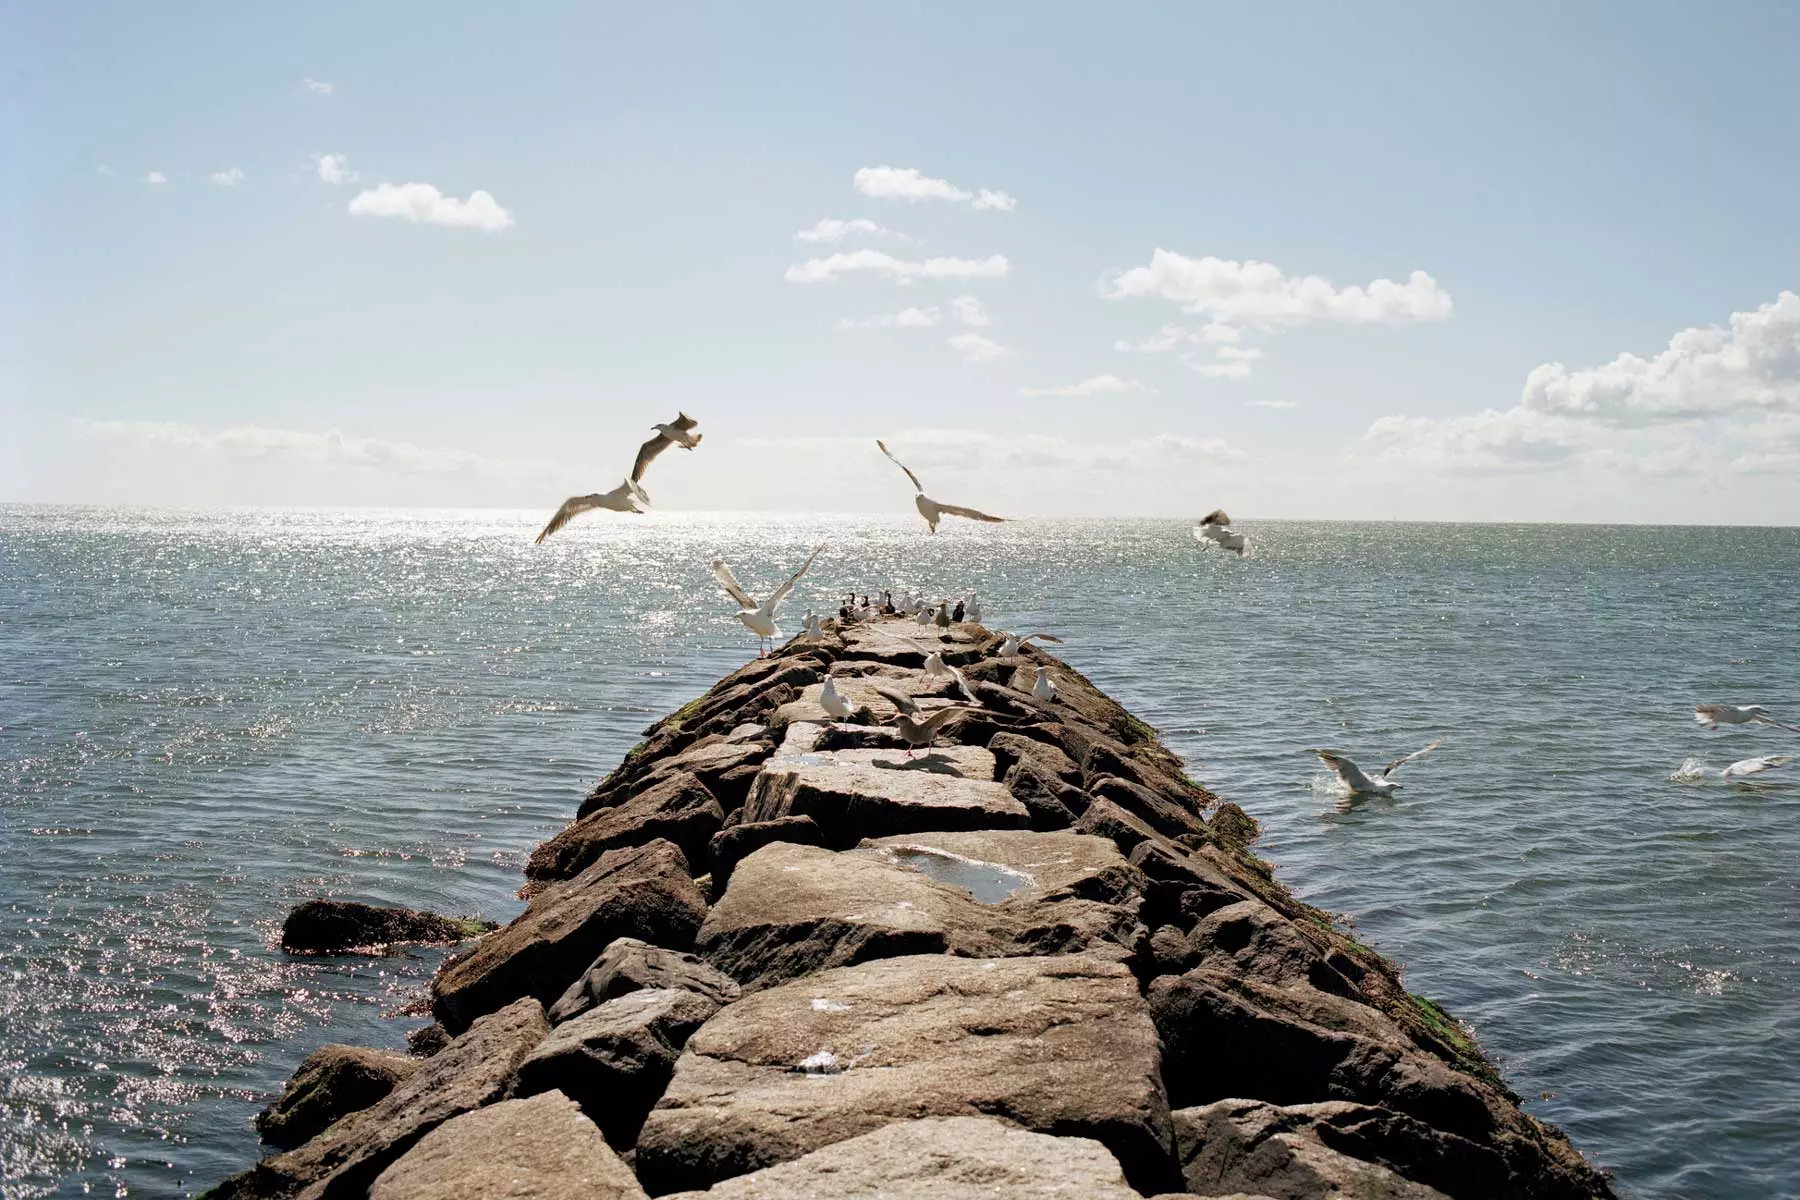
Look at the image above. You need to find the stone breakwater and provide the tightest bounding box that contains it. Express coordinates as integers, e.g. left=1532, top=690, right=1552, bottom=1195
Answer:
left=207, top=615, right=1615, bottom=1200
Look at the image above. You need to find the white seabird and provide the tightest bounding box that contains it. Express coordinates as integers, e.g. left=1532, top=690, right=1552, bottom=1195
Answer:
left=965, top=593, right=983, bottom=624
left=1031, top=664, right=1057, bottom=704
left=998, top=631, right=1062, bottom=657
left=1694, top=703, right=1800, bottom=732
left=819, top=675, right=854, bottom=721
left=1193, top=508, right=1249, bottom=556
left=877, top=440, right=1007, bottom=533
left=535, top=412, right=701, bottom=543
left=710, top=544, right=825, bottom=658
left=1721, top=754, right=1792, bottom=779
left=1314, top=741, right=1442, bottom=797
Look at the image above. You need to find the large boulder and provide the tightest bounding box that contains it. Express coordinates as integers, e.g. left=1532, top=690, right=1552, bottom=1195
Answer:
left=527, top=773, right=724, bottom=883
left=367, top=1092, right=646, bottom=1200
left=1173, top=1099, right=1451, bottom=1200
left=548, top=937, right=740, bottom=1023
left=1186, top=899, right=1359, bottom=997
left=741, top=749, right=1026, bottom=850
left=255, top=1045, right=420, bottom=1150
left=707, top=815, right=826, bottom=894
left=279, top=900, right=492, bottom=955
left=634, top=953, right=1179, bottom=1195
left=513, top=987, right=720, bottom=1148
left=581, top=741, right=771, bottom=819
left=432, top=840, right=707, bottom=1034
left=1089, top=775, right=1210, bottom=842
left=658, top=1116, right=1145, bottom=1200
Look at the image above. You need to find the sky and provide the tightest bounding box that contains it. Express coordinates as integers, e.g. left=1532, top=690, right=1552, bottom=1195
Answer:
left=5, top=1, right=1800, bottom=523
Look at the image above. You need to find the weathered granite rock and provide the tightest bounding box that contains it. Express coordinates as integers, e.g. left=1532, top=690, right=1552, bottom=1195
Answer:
left=1187, top=899, right=1359, bottom=996
left=433, top=840, right=707, bottom=1033
left=1074, top=796, right=1162, bottom=855
left=988, top=731, right=1082, bottom=785
left=405, top=1024, right=451, bottom=1059
left=255, top=1045, right=420, bottom=1150
left=548, top=936, right=741, bottom=1023
left=772, top=676, right=951, bottom=726
left=1090, top=775, right=1210, bottom=841
left=1003, top=760, right=1085, bottom=829
left=741, top=750, right=1026, bottom=850
left=208, top=999, right=550, bottom=1199
left=707, top=815, right=826, bottom=894
left=1129, top=839, right=1253, bottom=931
left=658, top=1116, right=1146, bottom=1200
left=1174, top=1099, right=1452, bottom=1200
left=279, top=900, right=493, bottom=955
left=834, top=623, right=982, bottom=668
left=514, top=987, right=719, bottom=1148
left=634, top=954, right=1178, bottom=1194
left=581, top=742, right=771, bottom=819
left=528, top=772, right=724, bottom=883
left=697, top=833, right=1142, bottom=989
left=367, top=1091, right=646, bottom=1200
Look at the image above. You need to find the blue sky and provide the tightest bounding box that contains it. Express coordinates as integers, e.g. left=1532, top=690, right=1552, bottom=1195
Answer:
left=6, top=2, right=1800, bottom=521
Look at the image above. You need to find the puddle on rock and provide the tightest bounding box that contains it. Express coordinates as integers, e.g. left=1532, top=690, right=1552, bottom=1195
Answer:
left=886, top=847, right=1032, bottom=903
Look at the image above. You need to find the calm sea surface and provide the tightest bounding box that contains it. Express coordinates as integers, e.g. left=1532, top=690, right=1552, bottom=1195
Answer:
left=2, top=506, right=1797, bottom=1199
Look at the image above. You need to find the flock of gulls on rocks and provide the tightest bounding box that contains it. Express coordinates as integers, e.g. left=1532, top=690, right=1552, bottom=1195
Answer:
left=534, top=411, right=1796, bottom=795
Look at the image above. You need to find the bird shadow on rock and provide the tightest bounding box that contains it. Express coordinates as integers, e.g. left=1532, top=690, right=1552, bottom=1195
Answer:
left=870, top=753, right=967, bottom=777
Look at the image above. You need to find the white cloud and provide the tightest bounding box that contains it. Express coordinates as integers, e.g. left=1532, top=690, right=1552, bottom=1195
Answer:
left=852, top=166, right=1017, bottom=211
left=209, top=167, right=245, bottom=186
left=80, top=420, right=539, bottom=477
left=1201, top=322, right=1242, bottom=344
left=1246, top=399, right=1298, bottom=410
left=1115, top=321, right=1243, bottom=354
left=145, top=171, right=167, bottom=185
left=948, top=333, right=1013, bottom=363
left=316, top=153, right=357, bottom=185
left=1361, top=291, right=1800, bottom=474
left=1018, top=374, right=1148, bottom=397
left=1190, top=345, right=1264, bottom=379
left=304, top=78, right=334, bottom=94
left=839, top=307, right=940, bottom=329
left=783, top=250, right=1008, bottom=284
left=1105, top=250, right=1452, bottom=327
left=348, top=182, right=513, bottom=231
left=796, top=217, right=893, bottom=243
left=950, top=295, right=990, bottom=327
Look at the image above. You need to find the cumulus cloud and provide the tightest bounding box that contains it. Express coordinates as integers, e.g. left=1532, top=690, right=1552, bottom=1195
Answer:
left=950, top=295, right=990, bottom=327
left=304, top=78, right=335, bottom=94
left=348, top=182, right=513, bottom=230
left=316, top=153, right=357, bottom=185
left=1246, top=399, right=1298, bottom=410
left=209, top=167, right=245, bottom=186
left=852, top=166, right=1017, bottom=211
left=79, top=420, right=542, bottom=478
left=1361, top=291, right=1800, bottom=474
left=1115, top=321, right=1243, bottom=354
left=1018, top=374, right=1148, bottom=397
left=784, top=250, right=1008, bottom=284
left=1191, top=345, right=1264, bottom=379
left=796, top=217, right=894, bottom=243
left=145, top=171, right=167, bottom=185
left=948, top=333, right=1013, bottom=363
left=839, top=307, right=940, bottom=329
left=1105, top=250, right=1452, bottom=327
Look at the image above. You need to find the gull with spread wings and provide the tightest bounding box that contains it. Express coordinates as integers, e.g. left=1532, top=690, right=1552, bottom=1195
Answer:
left=877, top=440, right=1006, bottom=533
left=534, top=413, right=702, bottom=543
left=711, top=545, right=825, bottom=658
left=1193, top=509, right=1249, bottom=556
left=1314, top=741, right=1441, bottom=797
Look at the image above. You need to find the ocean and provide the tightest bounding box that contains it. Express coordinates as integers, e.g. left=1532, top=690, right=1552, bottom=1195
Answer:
left=2, top=505, right=1796, bottom=1199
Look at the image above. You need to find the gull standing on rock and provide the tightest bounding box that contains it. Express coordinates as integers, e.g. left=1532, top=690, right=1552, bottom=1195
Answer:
left=710, top=545, right=825, bottom=658
left=936, top=601, right=952, bottom=630
left=1695, top=703, right=1800, bottom=732
left=1314, top=742, right=1441, bottom=797
left=877, top=440, right=1007, bottom=533
left=1721, top=754, right=1792, bottom=780
left=1031, top=665, right=1057, bottom=704
left=819, top=675, right=854, bottom=721
left=965, top=594, right=982, bottom=624
left=1193, top=509, right=1249, bottom=556
left=535, top=412, right=701, bottom=543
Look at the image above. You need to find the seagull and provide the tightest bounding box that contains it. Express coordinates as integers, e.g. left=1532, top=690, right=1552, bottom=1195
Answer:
left=633, top=413, right=703, bottom=487
left=819, top=675, right=854, bottom=721
left=877, top=440, right=1007, bottom=533
left=1721, top=754, right=1792, bottom=780
left=1695, top=704, right=1800, bottom=732
left=1031, top=665, right=1057, bottom=703
left=534, top=479, right=648, bottom=543
left=965, top=594, right=982, bottom=624
left=935, top=601, right=952, bottom=630
left=800, top=611, right=825, bottom=641
left=872, top=685, right=978, bottom=757
left=710, top=545, right=825, bottom=658
left=1314, top=742, right=1441, bottom=797
left=923, top=652, right=978, bottom=702
left=998, top=632, right=1062, bottom=657
left=915, top=606, right=933, bottom=625
left=1193, top=508, right=1249, bottom=556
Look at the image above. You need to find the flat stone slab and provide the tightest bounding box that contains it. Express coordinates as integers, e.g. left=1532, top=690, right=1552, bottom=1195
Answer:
left=368, top=1092, right=646, bottom=1200
left=634, top=953, right=1178, bottom=1195
left=1173, top=1100, right=1451, bottom=1200
left=659, top=1116, right=1145, bottom=1199
left=835, top=622, right=983, bottom=668
left=773, top=676, right=958, bottom=726
left=742, top=750, right=1026, bottom=850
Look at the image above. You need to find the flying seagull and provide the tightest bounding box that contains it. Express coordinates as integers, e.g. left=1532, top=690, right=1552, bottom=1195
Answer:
left=632, top=413, right=703, bottom=492
left=1694, top=704, right=1800, bottom=732
left=877, top=440, right=1006, bottom=533
left=872, top=684, right=978, bottom=757
left=1721, top=754, right=1792, bottom=780
left=1314, top=741, right=1442, bottom=796
left=998, top=631, right=1062, bottom=657
left=711, top=544, right=825, bottom=657
left=535, top=412, right=701, bottom=543
left=1193, top=509, right=1249, bottom=556
left=923, top=652, right=978, bottom=703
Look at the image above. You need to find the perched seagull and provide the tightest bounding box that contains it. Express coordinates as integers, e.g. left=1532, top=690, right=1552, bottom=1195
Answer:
left=819, top=675, right=854, bottom=721
left=1193, top=509, right=1249, bottom=556
left=534, top=479, right=648, bottom=543
left=915, top=606, right=934, bottom=626
left=800, top=611, right=825, bottom=641
left=872, top=685, right=977, bottom=757
left=711, top=545, right=825, bottom=658
left=935, top=601, right=952, bottom=630
left=923, top=651, right=950, bottom=678
left=1314, top=742, right=1442, bottom=797
left=1031, top=664, right=1057, bottom=704
left=998, top=631, right=1063, bottom=657
left=1721, top=754, right=1792, bottom=780
left=1694, top=704, right=1800, bottom=732
left=965, top=594, right=982, bottom=624
left=877, top=440, right=1007, bottom=533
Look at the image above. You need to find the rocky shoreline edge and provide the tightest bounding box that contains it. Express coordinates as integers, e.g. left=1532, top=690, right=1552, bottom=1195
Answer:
left=206, top=614, right=1614, bottom=1200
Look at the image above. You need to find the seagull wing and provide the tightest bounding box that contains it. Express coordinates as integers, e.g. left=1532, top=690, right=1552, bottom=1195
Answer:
left=872, top=684, right=922, bottom=716
left=632, top=432, right=675, bottom=484
left=1019, top=633, right=1064, bottom=646
left=1199, top=509, right=1232, bottom=527
left=670, top=412, right=700, bottom=433
left=535, top=495, right=603, bottom=544
left=1750, top=714, right=1800, bottom=734
left=1316, top=750, right=1379, bottom=793
left=877, top=440, right=925, bottom=493
left=765, top=544, right=826, bottom=616
left=935, top=501, right=1006, bottom=523
left=945, top=662, right=979, bottom=704
left=710, top=558, right=758, bottom=610
left=914, top=706, right=976, bottom=737
left=1383, top=741, right=1441, bottom=777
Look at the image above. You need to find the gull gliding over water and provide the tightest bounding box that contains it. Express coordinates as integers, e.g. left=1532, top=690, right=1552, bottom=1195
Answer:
left=1694, top=704, right=1800, bottom=732
left=1721, top=755, right=1792, bottom=780
left=535, top=411, right=702, bottom=543
left=710, top=544, right=825, bottom=658
left=877, top=440, right=1007, bottom=533
left=1314, top=741, right=1442, bottom=797
left=1193, top=509, right=1249, bottom=556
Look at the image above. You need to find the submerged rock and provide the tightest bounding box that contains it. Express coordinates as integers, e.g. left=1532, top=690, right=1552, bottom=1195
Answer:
left=279, top=900, right=493, bottom=956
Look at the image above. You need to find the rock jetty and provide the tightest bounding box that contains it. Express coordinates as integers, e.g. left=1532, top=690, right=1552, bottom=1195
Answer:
left=207, top=614, right=1614, bottom=1199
